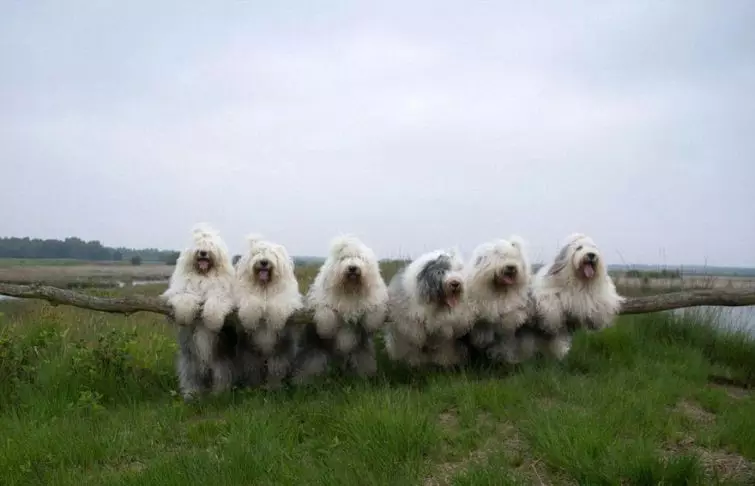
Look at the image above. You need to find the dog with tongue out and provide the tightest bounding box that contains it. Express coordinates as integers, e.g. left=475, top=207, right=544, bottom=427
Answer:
left=513, top=233, right=625, bottom=363
left=162, top=223, right=237, bottom=401
left=233, top=235, right=303, bottom=389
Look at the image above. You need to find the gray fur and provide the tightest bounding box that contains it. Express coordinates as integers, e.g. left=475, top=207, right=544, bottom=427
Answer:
left=290, top=316, right=377, bottom=385
left=174, top=319, right=237, bottom=401
left=234, top=323, right=298, bottom=389
left=385, top=257, right=467, bottom=368
left=416, top=254, right=452, bottom=304
left=547, top=243, right=571, bottom=276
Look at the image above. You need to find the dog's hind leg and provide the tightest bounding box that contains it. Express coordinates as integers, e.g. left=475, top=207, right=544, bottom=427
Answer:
left=348, top=342, right=377, bottom=377
left=176, top=327, right=205, bottom=401
left=290, top=349, right=330, bottom=386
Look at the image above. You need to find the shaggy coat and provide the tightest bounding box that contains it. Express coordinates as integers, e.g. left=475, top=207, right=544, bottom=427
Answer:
left=162, top=224, right=236, bottom=399
left=514, top=233, right=625, bottom=362
left=291, top=235, right=388, bottom=384
left=233, top=235, right=303, bottom=388
left=383, top=249, right=472, bottom=368
left=462, top=236, right=534, bottom=364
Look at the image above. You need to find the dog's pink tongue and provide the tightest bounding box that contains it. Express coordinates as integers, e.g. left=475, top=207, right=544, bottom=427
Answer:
left=446, top=295, right=459, bottom=308
left=583, top=265, right=595, bottom=279
left=502, top=275, right=515, bottom=285
left=258, top=269, right=270, bottom=282
left=198, top=261, right=209, bottom=271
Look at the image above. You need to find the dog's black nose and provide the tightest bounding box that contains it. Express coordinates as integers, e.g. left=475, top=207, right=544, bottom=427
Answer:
left=585, top=252, right=597, bottom=262
left=347, top=265, right=359, bottom=273
left=259, top=259, right=269, bottom=268
left=198, top=250, right=208, bottom=258
left=449, top=280, right=461, bottom=289
left=504, top=265, right=517, bottom=274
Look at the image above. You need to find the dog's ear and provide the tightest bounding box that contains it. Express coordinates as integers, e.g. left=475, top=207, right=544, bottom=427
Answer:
left=547, top=243, right=571, bottom=276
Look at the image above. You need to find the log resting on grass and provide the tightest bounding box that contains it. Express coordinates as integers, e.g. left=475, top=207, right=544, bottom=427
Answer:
left=1, top=283, right=754, bottom=327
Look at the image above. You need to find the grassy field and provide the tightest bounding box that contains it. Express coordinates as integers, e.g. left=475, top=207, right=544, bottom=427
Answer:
left=1, top=269, right=755, bottom=485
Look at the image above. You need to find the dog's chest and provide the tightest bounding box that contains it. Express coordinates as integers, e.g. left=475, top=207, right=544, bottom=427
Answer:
left=559, top=289, right=601, bottom=319
left=187, top=278, right=221, bottom=297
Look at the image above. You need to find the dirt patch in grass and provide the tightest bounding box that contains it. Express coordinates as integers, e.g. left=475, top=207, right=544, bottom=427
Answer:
left=676, top=399, right=716, bottom=424
left=666, top=399, right=755, bottom=483
left=708, top=382, right=752, bottom=400
left=664, top=435, right=755, bottom=484
left=425, top=411, right=570, bottom=486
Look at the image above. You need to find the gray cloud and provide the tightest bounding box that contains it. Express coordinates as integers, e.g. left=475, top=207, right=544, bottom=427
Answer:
left=2, top=0, right=754, bottom=265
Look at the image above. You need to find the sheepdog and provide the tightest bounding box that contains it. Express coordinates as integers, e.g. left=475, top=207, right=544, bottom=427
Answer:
left=291, top=235, right=388, bottom=385
left=233, top=235, right=303, bottom=389
left=384, top=248, right=473, bottom=368
left=162, top=223, right=236, bottom=400
left=462, top=236, right=534, bottom=364
left=514, top=233, right=625, bottom=362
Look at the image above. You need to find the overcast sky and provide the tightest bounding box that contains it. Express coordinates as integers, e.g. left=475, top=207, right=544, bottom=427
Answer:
left=2, top=1, right=753, bottom=266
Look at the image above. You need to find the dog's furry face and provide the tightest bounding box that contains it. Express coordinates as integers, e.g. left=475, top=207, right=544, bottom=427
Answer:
left=468, top=237, right=529, bottom=292
left=178, top=224, right=232, bottom=277
left=237, top=237, right=295, bottom=288
left=547, top=233, right=604, bottom=282
left=326, top=236, right=382, bottom=294
left=415, top=251, right=465, bottom=309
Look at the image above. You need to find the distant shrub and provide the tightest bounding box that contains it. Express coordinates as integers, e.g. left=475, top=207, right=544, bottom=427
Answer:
left=163, top=251, right=180, bottom=266
left=232, top=254, right=242, bottom=265
left=626, top=269, right=681, bottom=279
left=130, top=255, right=142, bottom=266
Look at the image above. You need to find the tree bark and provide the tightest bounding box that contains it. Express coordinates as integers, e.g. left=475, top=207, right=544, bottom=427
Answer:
left=1, top=283, right=754, bottom=326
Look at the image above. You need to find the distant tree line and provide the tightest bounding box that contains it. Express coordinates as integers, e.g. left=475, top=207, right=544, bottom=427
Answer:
left=0, top=237, right=180, bottom=264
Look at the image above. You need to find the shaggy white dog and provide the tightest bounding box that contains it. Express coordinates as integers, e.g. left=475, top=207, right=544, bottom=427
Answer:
left=162, top=223, right=236, bottom=399
left=384, top=248, right=472, bottom=368
left=463, top=236, right=534, bottom=363
left=233, top=235, right=303, bottom=388
left=291, top=235, right=388, bottom=384
left=516, top=233, right=625, bottom=361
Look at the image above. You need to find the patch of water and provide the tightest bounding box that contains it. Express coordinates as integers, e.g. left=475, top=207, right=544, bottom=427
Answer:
left=116, top=279, right=169, bottom=288
left=672, top=306, right=755, bottom=335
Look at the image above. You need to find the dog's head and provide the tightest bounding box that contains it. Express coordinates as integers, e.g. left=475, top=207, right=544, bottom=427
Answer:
left=326, top=235, right=382, bottom=293
left=547, top=233, right=604, bottom=282
left=238, top=234, right=295, bottom=287
left=180, top=223, right=232, bottom=277
left=415, top=249, right=466, bottom=309
left=468, top=236, right=530, bottom=292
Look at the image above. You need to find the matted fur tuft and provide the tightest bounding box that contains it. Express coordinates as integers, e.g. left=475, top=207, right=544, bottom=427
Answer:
left=383, top=248, right=472, bottom=368
left=463, top=235, right=534, bottom=364
left=162, top=223, right=236, bottom=400
left=514, top=233, right=625, bottom=362
left=233, top=235, right=303, bottom=388
left=291, top=235, right=388, bottom=384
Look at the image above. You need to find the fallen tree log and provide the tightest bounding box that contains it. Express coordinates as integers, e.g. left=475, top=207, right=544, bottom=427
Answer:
left=1, top=283, right=754, bottom=325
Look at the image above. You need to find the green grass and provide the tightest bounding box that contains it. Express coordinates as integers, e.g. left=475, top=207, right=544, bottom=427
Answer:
left=1, top=285, right=755, bottom=485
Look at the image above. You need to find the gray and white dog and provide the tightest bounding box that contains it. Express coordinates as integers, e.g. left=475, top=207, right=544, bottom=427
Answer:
left=512, top=233, right=625, bottom=363
left=291, top=235, right=388, bottom=385
left=384, top=249, right=473, bottom=368
left=162, top=224, right=237, bottom=400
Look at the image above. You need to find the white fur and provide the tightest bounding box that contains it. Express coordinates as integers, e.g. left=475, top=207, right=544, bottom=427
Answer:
left=162, top=223, right=235, bottom=362
left=465, top=236, right=532, bottom=336
left=384, top=248, right=473, bottom=367
left=306, top=235, right=388, bottom=349
left=233, top=235, right=303, bottom=354
left=532, top=233, right=625, bottom=338
left=234, top=235, right=301, bottom=327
